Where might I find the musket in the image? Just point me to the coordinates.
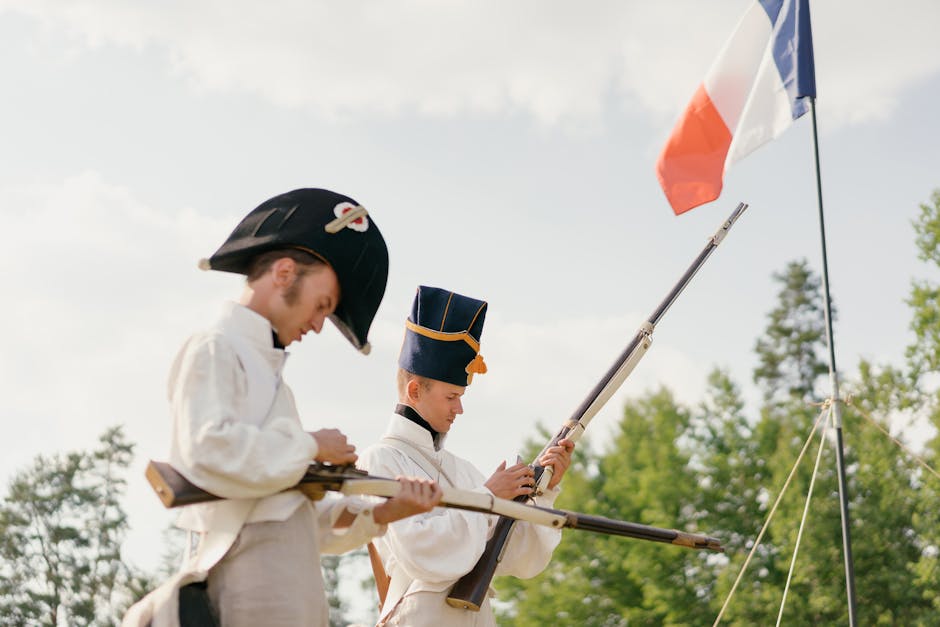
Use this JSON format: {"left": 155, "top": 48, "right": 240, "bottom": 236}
{"left": 146, "top": 460, "right": 723, "bottom": 555}
{"left": 447, "top": 202, "right": 748, "bottom": 610}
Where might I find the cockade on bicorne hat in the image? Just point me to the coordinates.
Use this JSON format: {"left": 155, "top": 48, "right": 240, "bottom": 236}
{"left": 200, "top": 188, "right": 388, "bottom": 354}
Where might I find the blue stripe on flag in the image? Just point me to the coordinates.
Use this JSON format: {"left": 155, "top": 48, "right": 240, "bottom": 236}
{"left": 758, "top": 0, "right": 817, "bottom": 118}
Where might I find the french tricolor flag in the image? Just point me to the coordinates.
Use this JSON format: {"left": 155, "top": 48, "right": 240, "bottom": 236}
{"left": 656, "top": 0, "right": 816, "bottom": 215}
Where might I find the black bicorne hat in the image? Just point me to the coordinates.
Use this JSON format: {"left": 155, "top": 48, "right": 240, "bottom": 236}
{"left": 202, "top": 188, "right": 389, "bottom": 354}
{"left": 398, "top": 286, "right": 488, "bottom": 387}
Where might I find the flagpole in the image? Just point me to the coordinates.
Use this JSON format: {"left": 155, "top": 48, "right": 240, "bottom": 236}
{"left": 808, "top": 96, "right": 858, "bottom": 626}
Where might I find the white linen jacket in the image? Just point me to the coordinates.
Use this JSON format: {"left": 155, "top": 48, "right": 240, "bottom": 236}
{"left": 123, "top": 302, "right": 384, "bottom": 627}
{"left": 358, "top": 414, "right": 562, "bottom": 623}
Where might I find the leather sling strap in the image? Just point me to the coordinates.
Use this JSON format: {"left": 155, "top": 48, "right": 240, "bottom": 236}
{"left": 368, "top": 541, "right": 391, "bottom": 610}
{"left": 380, "top": 435, "right": 457, "bottom": 488}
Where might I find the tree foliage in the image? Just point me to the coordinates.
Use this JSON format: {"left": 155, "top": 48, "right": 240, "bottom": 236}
{"left": 0, "top": 426, "right": 137, "bottom": 626}
{"left": 323, "top": 548, "right": 374, "bottom": 627}
{"left": 495, "top": 190, "right": 940, "bottom": 625}
{"left": 753, "top": 259, "right": 831, "bottom": 405}
{"left": 908, "top": 191, "right": 940, "bottom": 430}
{"left": 903, "top": 188, "right": 940, "bottom": 618}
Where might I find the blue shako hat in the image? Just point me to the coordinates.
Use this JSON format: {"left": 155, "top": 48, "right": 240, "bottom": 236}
{"left": 201, "top": 188, "right": 389, "bottom": 355}
{"left": 399, "top": 286, "right": 488, "bottom": 387}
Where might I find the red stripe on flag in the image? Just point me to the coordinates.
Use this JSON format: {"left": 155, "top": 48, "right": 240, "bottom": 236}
{"left": 655, "top": 85, "right": 733, "bottom": 215}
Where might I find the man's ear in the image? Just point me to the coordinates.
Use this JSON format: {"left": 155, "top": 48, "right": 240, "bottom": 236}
{"left": 270, "top": 257, "right": 297, "bottom": 289}
{"left": 405, "top": 377, "right": 422, "bottom": 403}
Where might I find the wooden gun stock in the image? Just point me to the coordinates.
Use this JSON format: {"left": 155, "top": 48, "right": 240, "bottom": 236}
{"left": 447, "top": 516, "right": 515, "bottom": 610}
{"left": 146, "top": 460, "right": 223, "bottom": 508}
{"left": 145, "top": 460, "right": 365, "bottom": 508}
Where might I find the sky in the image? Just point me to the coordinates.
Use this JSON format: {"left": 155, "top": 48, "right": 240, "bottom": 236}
{"left": 2, "top": 0, "right": 940, "bottom": 618}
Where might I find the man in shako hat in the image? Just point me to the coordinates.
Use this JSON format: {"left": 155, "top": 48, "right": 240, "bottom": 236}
{"left": 123, "top": 189, "right": 442, "bottom": 627}
{"left": 359, "top": 286, "right": 575, "bottom": 626}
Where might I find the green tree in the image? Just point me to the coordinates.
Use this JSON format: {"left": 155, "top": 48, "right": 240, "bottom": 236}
{"left": 0, "top": 426, "right": 136, "bottom": 626}
{"left": 693, "top": 369, "right": 761, "bottom": 555}
{"left": 715, "top": 247, "right": 939, "bottom": 625}
{"left": 495, "top": 429, "right": 613, "bottom": 626}
{"left": 908, "top": 189, "right": 940, "bottom": 386}
{"left": 494, "top": 189, "right": 940, "bottom": 625}
{"left": 842, "top": 362, "right": 935, "bottom": 625}
{"left": 497, "top": 390, "right": 708, "bottom": 626}
{"left": 904, "top": 188, "right": 940, "bottom": 618}
{"left": 323, "top": 548, "right": 370, "bottom": 627}
{"left": 692, "top": 368, "right": 764, "bottom": 616}
{"left": 753, "top": 259, "right": 831, "bottom": 405}
{"left": 708, "top": 259, "right": 847, "bottom": 625}
{"left": 597, "top": 388, "right": 703, "bottom": 626}
{"left": 322, "top": 554, "right": 345, "bottom": 627}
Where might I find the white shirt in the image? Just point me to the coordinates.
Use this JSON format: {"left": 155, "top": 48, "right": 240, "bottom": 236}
{"left": 359, "top": 413, "right": 562, "bottom": 621}
{"left": 123, "top": 302, "right": 387, "bottom": 627}
{"left": 168, "top": 301, "right": 382, "bottom": 546}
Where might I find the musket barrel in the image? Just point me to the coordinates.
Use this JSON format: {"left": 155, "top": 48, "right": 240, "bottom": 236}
{"left": 648, "top": 202, "right": 747, "bottom": 324}
{"left": 560, "top": 511, "right": 724, "bottom": 552}
{"left": 533, "top": 202, "right": 748, "bottom": 491}
{"left": 447, "top": 202, "right": 746, "bottom": 611}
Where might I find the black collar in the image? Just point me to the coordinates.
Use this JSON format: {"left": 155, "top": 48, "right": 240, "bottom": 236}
{"left": 395, "top": 403, "right": 440, "bottom": 439}
{"left": 272, "top": 329, "right": 286, "bottom": 350}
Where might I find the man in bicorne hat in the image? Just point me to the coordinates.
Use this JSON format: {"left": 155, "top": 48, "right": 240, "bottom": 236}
{"left": 123, "top": 189, "right": 442, "bottom": 627}
{"left": 359, "top": 286, "right": 574, "bottom": 626}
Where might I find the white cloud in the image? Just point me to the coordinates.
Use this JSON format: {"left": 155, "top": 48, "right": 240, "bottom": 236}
{"left": 0, "top": 172, "right": 242, "bottom": 569}
{"left": 0, "top": 172, "right": 235, "bottom": 441}
{"left": 810, "top": 1, "right": 940, "bottom": 126}
{"left": 3, "top": 0, "right": 938, "bottom": 129}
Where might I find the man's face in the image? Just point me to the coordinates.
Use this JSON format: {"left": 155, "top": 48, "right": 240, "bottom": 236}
{"left": 270, "top": 264, "right": 340, "bottom": 346}
{"left": 413, "top": 379, "right": 466, "bottom": 433}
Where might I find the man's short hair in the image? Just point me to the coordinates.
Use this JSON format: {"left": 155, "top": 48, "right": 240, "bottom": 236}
{"left": 396, "top": 368, "right": 434, "bottom": 398}
{"left": 246, "top": 248, "right": 325, "bottom": 282}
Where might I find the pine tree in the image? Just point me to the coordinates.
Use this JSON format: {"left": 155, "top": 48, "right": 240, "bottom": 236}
{"left": 753, "top": 259, "right": 831, "bottom": 405}
{"left": 712, "top": 259, "right": 847, "bottom": 624}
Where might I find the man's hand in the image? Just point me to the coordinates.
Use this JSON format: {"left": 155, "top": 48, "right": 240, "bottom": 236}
{"left": 537, "top": 438, "right": 575, "bottom": 489}
{"left": 310, "top": 428, "right": 358, "bottom": 465}
{"left": 373, "top": 477, "right": 443, "bottom": 524}
{"left": 485, "top": 461, "right": 535, "bottom": 499}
